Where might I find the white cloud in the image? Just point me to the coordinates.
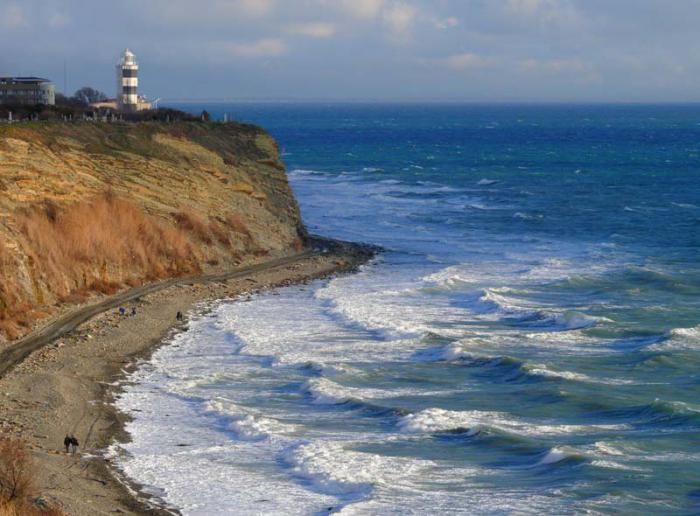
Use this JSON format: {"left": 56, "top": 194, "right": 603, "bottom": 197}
{"left": 503, "top": 0, "right": 585, "bottom": 29}
{"left": 126, "top": 0, "right": 276, "bottom": 25}
{"left": 287, "top": 22, "right": 336, "bottom": 38}
{"left": 441, "top": 53, "right": 493, "bottom": 70}
{"left": 337, "top": 0, "right": 385, "bottom": 19}
{"left": 518, "top": 57, "right": 600, "bottom": 82}
{"left": 225, "top": 38, "right": 287, "bottom": 58}
{"left": 48, "top": 12, "right": 70, "bottom": 28}
{"left": 0, "top": 3, "right": 26, "bottom": 29}
{"left": 506, "top": 0, "right": 550, "bottom": 17}
{"left": 520, "top": 58, "right": 587, "bottom": 73}
{"left": 434, "top": 17, "right": 459, "bottom": 30}
{"left": 382, "top": 2, "right": 418, "bottom": 41}
{"left": 234, "top": 0, "right": 276, "bottom": 18}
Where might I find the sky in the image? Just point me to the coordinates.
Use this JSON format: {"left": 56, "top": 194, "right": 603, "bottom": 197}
{"left": 1, "top": 0, "right": 699, "bottom": 102}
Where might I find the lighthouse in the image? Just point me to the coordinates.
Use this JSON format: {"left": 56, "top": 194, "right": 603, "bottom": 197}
{"left": 116, "top": 49, "right": 138, "bottom": 112}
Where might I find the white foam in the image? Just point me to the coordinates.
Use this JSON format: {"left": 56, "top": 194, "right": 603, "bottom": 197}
{"left": 590, "top": 460, "right": 642, "bottom": 471}
{"left": 283, "top": 441, "right": 443, "bottom": 503}
{"left": 593, "top": 441, "right": 625, "bottom": 456}
{"left": 671, "top": 202, "right": 698, "bottom": 209}
{"left": 535, "top": 447, "right": 577, "bottom": 466}
{"left": 513, "top": 212, "right": 543, "bottom": 220}
{"left": 283, "top": 442, "right": 377, "bottom": 497}
{"left": 315, "top": 266, "right": 471, "bottom": 339}
{"left": 650, "top": 325, "right": 700, "bottom": 350}
{"left": 302, "top": 377, "right": 447, "bottom": 406}
{"left": 227, "top": 414, "right": 292, "bottom": 442}
{"left": 397, "top": 408, "right": 484, "bottom": 435}
{"left": 397, "top": 408, "right": 628, "bottom": 438}
{"left": 522, "top": 363, "right": 633, "bottom": 385}
{"left": 524, "top": 365, "right": 594, "bottom": 382}
{"left": 303, "top": 378, "right": 361, "bottom": 405}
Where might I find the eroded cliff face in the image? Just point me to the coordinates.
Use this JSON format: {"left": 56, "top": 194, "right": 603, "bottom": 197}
{"left": 0, "top": 121, "right": 306, "bottom": 339}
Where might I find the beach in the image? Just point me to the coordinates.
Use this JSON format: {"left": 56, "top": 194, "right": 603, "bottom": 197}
{"left": 0, "top": 240, "right": 373, "bottom": 515}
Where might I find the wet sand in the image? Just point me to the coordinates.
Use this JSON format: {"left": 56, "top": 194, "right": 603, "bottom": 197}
{"left": 0, "top": 240, "right": 374, "bottom": 515}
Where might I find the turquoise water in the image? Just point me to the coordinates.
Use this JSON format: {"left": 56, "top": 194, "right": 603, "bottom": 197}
{"left": 116, "top": 104, "right": 700, "bottom": 514}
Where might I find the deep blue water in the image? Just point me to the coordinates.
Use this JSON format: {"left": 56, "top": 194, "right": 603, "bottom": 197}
{"left": 115, "top": 104, "right": 700, "bottom": 514}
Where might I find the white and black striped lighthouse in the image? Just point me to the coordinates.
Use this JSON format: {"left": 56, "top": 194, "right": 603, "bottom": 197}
{"left": 116, "top": 48, "right": 138, "bottom": 112}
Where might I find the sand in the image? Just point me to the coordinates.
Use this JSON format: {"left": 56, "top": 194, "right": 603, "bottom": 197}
{"left": 0, "top": 241, "right": 373, "bottom": 515}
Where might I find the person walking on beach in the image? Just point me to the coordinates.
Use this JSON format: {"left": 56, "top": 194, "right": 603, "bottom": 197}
{"left": 64, "top": 434, "right": 71, "bottom": 454}
{"left": 70, "top": 435, "right": 79, "bottom": 455}
{"left": 176, "top": 311, "right": 183, "bottom": 321}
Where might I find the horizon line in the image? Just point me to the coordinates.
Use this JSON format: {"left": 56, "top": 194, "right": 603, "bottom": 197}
{"left": 161, "top": 98, "right": 700, "bottom": 105}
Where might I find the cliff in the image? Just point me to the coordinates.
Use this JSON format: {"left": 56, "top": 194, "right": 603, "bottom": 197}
{"left": 0, "top": 121, "right": 306, "bottom": 340}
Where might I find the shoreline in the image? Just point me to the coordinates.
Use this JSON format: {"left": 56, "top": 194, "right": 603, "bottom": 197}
{"left": 0, "top": 238, "right": 376, "bottom": 515}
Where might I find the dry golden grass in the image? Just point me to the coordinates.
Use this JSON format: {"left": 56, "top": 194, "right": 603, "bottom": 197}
{"left": 224, "top": 212, "right": 252, "bottom": 238}
{"left": 0, "top": 193, "right": 206, "bottom": 337}
{"left": 18, "top": 192, "right": 201, "bottom": 288}
{"left": 173, "top": 210, "right": 213, "bottom": 245}
{"left": 0, "top": 242, "right": 23, "bottom": 340}
{"left": 208, "top": 219, "right": 232, "bottom": 248}
{"left": 0, "top": 193, "right": 273, "bottom": 339}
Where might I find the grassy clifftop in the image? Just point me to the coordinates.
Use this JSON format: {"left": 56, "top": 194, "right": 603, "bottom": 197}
{"left": 0, "top": 121, "right": 306, "bottom": 340}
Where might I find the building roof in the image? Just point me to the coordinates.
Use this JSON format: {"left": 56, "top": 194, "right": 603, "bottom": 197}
{"left": 0, "top": 77, "right": 53, "bottom": 84}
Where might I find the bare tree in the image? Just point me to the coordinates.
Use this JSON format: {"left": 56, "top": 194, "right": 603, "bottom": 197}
{"left": 0, "top": 440, "right": 34, "bottom": 504}
{"left": 73, "top": 87, "right": 108, "bottom": 105}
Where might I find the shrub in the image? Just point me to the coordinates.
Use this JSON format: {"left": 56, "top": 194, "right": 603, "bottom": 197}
{"left": 0, "top": 440, "right": 33, "bottom": 504}
{"left": 173, "top": 211, "right": 213, "bottom": 245}
{"left": 0, "top": 439, "right": 64, "bottom": 514}
{"left": 224, "top": 213, "right": 251, "bottom": 238}
{"left": 207, "top": 219, "right": 231, "bottom": 248}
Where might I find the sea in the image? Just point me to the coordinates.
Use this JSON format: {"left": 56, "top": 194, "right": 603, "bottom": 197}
{"left": 113, "top": 103, "right": 700, "bottom": 515}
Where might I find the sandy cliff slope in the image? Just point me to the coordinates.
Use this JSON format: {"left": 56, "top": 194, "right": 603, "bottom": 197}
{"left": 0, "top": 121, "right": 306, "bottom": 340}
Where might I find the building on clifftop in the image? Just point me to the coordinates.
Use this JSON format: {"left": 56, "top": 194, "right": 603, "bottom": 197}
{"left": 0, "top": 77, "right": 55, "bottom": 105}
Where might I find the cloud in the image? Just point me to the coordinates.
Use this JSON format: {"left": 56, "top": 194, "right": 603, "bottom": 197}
{"left": 0, "top": 3, "right": 26, "bottom": 29}
{"left": 234, "top": 0, "right": 276, "bottom": 18}
{"left": 519, "top": 57, "right": 588, "bottom": 73}
{"left": 434, "top": 17, "right": 459, "bottom": 30}
{"left": 225, "top": 38, "right": 287, "bottom": 58}
{"left": 503, "top": 0, "right": 585, "bottom": 30}
{"left": 440, "top": 53, "right": 493, "bottom": 70}
{"left": 48, "top": 12, "right": 70, "bottom": 29}
{"left": 505, "top": 0, "right": 551, "bottom": 17}
{"left": 382, "top": 2, "right": 418, "bottom": 41}
{"left": 287, "top": 22, "right": 336, "bottom": 38}
{"left": 125, "top": 0, "right": 276, "bottom": 25}
{"left": 518, "top": 57, "right": 600, "bottom": 82}
{"left": 337, "top": 0, "right": 385, "bottom": 19}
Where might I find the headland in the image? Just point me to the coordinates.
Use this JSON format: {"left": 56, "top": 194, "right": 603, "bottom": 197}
{"left": 0, "top": 119, "right": 376, "bottom": 514}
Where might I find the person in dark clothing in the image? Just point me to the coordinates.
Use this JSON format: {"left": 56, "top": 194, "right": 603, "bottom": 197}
{"left": 70, "top": 435, "right": 79, "bottom": 455}
{"left": 119, "top": 307, "right": 126, "bottom": 316}
{"left": 176, "top": 311, "right": 183, "bottom": 321}
{"left": 64, "top": 434, "right": 71, "bottom": 453}
{"left": 131, "top": 307, "right": 137, "bottom": 316}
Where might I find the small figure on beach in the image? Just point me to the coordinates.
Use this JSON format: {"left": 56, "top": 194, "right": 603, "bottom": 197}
{"left": 176, "top": 311, "right": 183, "bottom": 321}
{"left": 64, "top": 434, "right": 71, "bottom": 453}
{"left": 70, "top": 435, "right": 79, "bottom": 455}
{"left": 119, "top": 307, "right": 126, "bottom": 316}
{"left": 131, "top": 307, "right": 137, "bottom": 316}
